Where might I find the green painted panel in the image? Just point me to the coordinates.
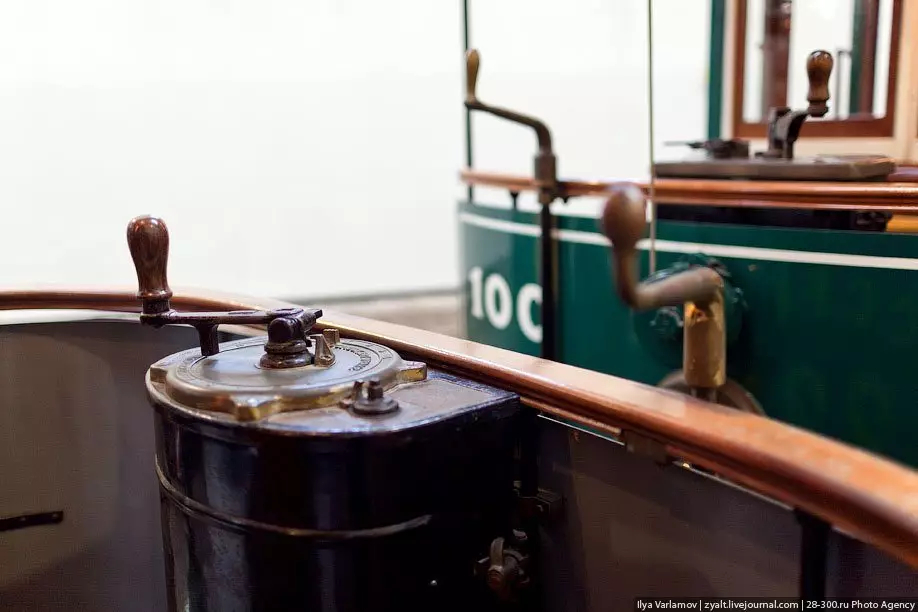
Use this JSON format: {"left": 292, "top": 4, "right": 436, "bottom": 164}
{"left": 850, "top": 0, "right": 865, "bottom": 116}
{"left": 459, "top": 201, "right": 918, "bottom": 468}
{"left": 460, "top": 207, "right": 542, "bottom": 357}
{"left": 707, "top": 0, "right": 726, "bottom": 139}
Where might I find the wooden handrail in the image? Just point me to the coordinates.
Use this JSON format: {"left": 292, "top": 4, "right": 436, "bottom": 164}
{"left": 460, "top": 169, "right": 918, "bottom": 211}
{"left": 2, "top": 285, "right": 918, "bottom": 569}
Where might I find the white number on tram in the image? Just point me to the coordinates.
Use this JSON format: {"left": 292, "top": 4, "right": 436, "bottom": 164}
{"left": 467, "top": 267, "right": 542, "bottom": 344}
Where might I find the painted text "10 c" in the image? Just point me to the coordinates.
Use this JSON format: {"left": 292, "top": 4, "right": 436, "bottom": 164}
{"left": 467, "top": 267, "right": 542, "bottom": 344}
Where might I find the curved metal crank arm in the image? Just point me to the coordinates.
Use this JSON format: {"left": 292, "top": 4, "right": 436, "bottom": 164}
{"left": 151, "top": 307, "right": 322, "bottom": 358}
{"left": 150, "top": 308, "right": 320, "bottom": 328}
{"left": 465, "top": 49, "right": 559, "bottom": 205}
{"left": 762, "top": 50, "right": 833, "bottom": 160}
{"left": 464, "top": 50, "right": 553, "bottom": 152}
{"left": 600, "top": 184, "right": 726, "bottom": 395}
{"left": 126, "top": 215, "right": 324, "bottom": 361}
{"left": 600, "top": 184, "right": 724, "bottom": 311}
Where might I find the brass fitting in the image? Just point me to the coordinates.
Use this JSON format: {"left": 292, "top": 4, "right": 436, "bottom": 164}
{"left": 601, "top": 184, "right": 726, "bottom": 394}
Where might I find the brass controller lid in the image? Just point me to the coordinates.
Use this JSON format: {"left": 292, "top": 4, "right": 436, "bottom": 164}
{"left": 127, "top": 215, "right": 427, "bottom": 422}
{"left": 148, "top": 336, "right": 427, "bottom": 421}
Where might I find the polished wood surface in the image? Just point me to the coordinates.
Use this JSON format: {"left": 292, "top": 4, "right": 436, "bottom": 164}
{"left": 1, "top": 286, "right": 918, "bottom": 569}
{"left": 461, "top": 169, "right": 918, "bottom": 211}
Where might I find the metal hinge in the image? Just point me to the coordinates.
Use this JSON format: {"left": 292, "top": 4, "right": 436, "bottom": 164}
{"left": 621, "top": 430, "right": 670, "bottom": 465}
{"left": 513, "top": 482, "right": 564, "bottom": 524}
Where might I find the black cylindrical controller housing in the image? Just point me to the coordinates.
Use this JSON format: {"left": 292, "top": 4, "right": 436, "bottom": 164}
{"left": 147, "top": 336, "right": 520, "bottom": 612}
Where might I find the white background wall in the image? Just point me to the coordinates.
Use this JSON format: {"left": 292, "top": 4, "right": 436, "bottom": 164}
{"left": 788, "top": 0, "right": 857, "bottom": 117}
{"left": 0, "top": 0, "right": 710, "bottom": 300}
{"left": 469, "top": 0, "right": 710, "bottom": 217}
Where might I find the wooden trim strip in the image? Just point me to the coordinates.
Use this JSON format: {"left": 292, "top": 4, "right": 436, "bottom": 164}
{"left": 460, "top": 169, "right": 918, "bottom": 211}
{"left": 1, "top": 286, "right": 918, "bottom": 568}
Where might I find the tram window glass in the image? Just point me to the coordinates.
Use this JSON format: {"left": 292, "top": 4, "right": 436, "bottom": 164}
{"left": 733, "top": 0, "right": 901, "bottom": 138}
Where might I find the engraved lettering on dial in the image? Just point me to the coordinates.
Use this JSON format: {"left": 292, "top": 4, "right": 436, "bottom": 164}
{"left": 350, "top": 353, "right": 372, "bottom": 372}
{"left": 333, "top": 344, "right": 374, "bottom": 373}
{"left": 169, "top": 337, "right": 396, "bottom": 393}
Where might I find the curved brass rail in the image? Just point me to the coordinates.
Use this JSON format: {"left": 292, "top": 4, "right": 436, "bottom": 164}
{"left": 1, "top": 285, "right": 918, "bottom": 569}
{"left": 461, "top": 169, "right": 918, "bottom": 212}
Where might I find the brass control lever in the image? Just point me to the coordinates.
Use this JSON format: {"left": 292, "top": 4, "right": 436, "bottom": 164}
{"left": 126, "top": 216, "right": 326, "bottom": 367}
{"left": 601, "top": 184, "right": 726, "bottom": 400}
{"left": 465, "top": 49, "right": 563, "bottom": 360}
{"left": 465, "top": 49, "right": 558, "bottom": 206}
{"left": 760, "top": 50, "right": 833, "bottom": 160}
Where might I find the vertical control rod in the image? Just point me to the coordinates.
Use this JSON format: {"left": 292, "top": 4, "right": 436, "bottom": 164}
{"left": 465, "top": 49, "right": 561, "bottom": 361}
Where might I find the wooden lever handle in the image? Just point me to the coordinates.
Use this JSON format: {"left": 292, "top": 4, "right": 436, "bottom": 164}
{"left": 126, "top": 215, "right": 172, "bottom": 315}
{"left": 601, "top": 184, "right": 651, "bottom": 309}
{"left": 601, "top": 183, "right": 647, "bottom": 261}
{"left": 601, "top": 184, "right": 722, "bottom": 310}
{"left": 461, "top": 48, "right": 554, "bottom": 163}
{"left": 806, "top": 50, "right": 833, "bottom": 117}
{"left": 466, "top": 49, "right": 480, "bottom": 104}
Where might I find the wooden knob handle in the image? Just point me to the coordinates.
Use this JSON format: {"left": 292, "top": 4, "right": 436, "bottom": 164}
{"left": 126, "top": 215, "right": 172, "bottom": 314}
{"left": 601, "top": 183, "right": 647, "bottom": 257}
{"left": 806, "top": 50, "right": 833, "bottom": 117}
{"left": 600, "top": 183, "right": 646, "bottom": 309}
{"left": 600, "top": 184, "right": 723, "bottom": 312}
{"left": 465, "top": 49, "right": 480, "bottom": 104}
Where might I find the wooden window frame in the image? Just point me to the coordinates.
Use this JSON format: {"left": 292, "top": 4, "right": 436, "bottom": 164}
{"left": 732, "top": 0, "right": 902, "bottom": 139}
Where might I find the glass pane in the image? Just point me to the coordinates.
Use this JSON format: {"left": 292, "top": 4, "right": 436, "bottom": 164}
{"left": 742, "top": 0, "right": 894, "bottom": 123}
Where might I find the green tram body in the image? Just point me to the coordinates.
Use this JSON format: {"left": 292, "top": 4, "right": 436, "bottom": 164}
{"left": 460, "top": 199, "right": 918, "bottom": 468}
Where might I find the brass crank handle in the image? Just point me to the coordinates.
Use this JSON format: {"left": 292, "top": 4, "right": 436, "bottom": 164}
{"left": 465, "top": 49, "right": 553, "bottom": 154}
{"left": 126, "top": 215, "right": 321, "bottom": 356}
{"left": 600, "top": 184, "right": 723, "bottom": 310}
